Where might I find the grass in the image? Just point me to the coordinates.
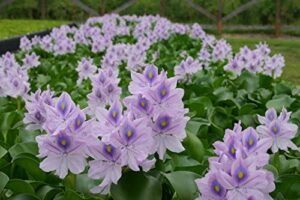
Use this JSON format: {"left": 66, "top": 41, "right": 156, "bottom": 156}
{"left": 0, "top": 19, "right": 68, "bottom": 39}
{"left": 0, "top": 20, "right": 299, "bottom": 84}
{"left": 223, "top": 34, "right": 300, "bottom": 85}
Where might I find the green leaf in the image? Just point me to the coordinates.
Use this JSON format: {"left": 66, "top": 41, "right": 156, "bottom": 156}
{"left": 9, "top": 142, "right": 38, "bottom": 159}
{"left": 213, "top": 87, "right": 233, "bottom": 102}
{"left": 266, "top": 95, "right": 295, "bottom": 111}
{"left": 0, "top": 145, "right": 7, "bottom": 159}
{"left": 0, "top": 171, "right": 9, "bottom": 192}
{"left": 8, "top": 194, "right": 40, "bottom": 200}
{"left": 37, "top": 185, "right": 62, "bottom": 200}
{"left": 183, "top": 131, "right": 204, "bottom": 163}
{"left": 13, "top": 153, "right": 46, "bottom": 181}
{"left": 274, "top": 174, "right": 300, "bottom": 198}
{"left": 76, "top": 174, "right": 101, "bottom": 194}
{"left": 6, "top": 179, "right": 35, "bottom": 195}
{"left": 111, "top": 171, "right": 162, "bottom": 200}
{"left": 163, "top": 171, "right": 200, "bottom": 200}
{"left": 63, "top": 190, "right": 82, "bottom": 200}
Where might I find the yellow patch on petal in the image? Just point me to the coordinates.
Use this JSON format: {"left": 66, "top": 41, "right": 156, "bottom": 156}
{"left": 106, "top": 145, "right": 112, "bottom": 153}
{"left": 61, "top": 103, "right": 65, "bottom": 110}
{"left": 148, "top": 72, "right": 153, "bottom": 79}
{"left": 127, "top": 129, "right": 132, "bottom": 138}
{"left": 161, "top": 120, "right": 167, "bottom": 127}
{"left": 249, "top": 139, "right": 253, "bottom": 146}
{"left": 161, "top": 89, "right": 166, "bottom": 96}
{"left": 214, "top": 185, "right": 220, "bottom": 192}
{"left": 140, "top": 101, "right": 145, "bottom": 107}
{"left": 238, "top": 171, "right": 244, "bottom": 179}
{"left": 76, "top": 119, "right": 81, "bottom": 126}
{"left": 112, "top": 111, "right": 117, "bottom": 118}
{"left": 61, "top": 139, "right": 66, "bottom": 146}
{"left": 230, "top": 147, "right": 235, "bottom": 155}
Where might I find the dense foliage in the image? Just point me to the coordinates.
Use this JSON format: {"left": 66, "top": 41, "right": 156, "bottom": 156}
{"left": 0, "top": 14, "right": 300, "bottom": 200}
{"left": 1, "top": 0, "right": 300, "bottom": 25}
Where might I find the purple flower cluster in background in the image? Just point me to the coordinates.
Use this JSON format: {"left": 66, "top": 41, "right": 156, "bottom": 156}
{"left": 196, "top": 122, "right": 275, "bottom": 200}
{"left": 10, "top": 14, "right": 286, "bottom": 98}
{"left": 196, "top": 107, "right": 299, "bottom": 200}
{"left": 87, "top": 67, "right": 121, "bottom": 113}
{"left": 23, "top": 64, "right": 189, "bottom": 194}
{"left": 0, "top": 52, "right": 30, "bottom": 98}
{"left": 257, "top": 107, "right": 299, "bottom": 153}
{"left": 76, "top": 57, "right": 97, "bottom": 85}
{"left": 224, "top": 43, "right": 285, "bottom": 78}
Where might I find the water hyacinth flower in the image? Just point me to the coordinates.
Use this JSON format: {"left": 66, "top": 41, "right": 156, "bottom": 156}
{"left": 87, "top": 68, "right": 121, "bottom": 113}
{"left": 151, "top": 113, "right": 189, "bottom": 159}
{"left": 174, "top": 56, "right": 201, "bottom": 82}
{"left": 94, "top": 101, "right": 123, "bottom": 141}
{"left": 0, "top": 55, "right": 30, "bottom": 98}
{"left": 128, "top": 64, "right": 165, "bottom": 95}
{"left": 196, "top": 121, "right": 275, "bottom": 200}
{"left": 20, "top": 36, "right": 32, "bottom": 51}
{"left": 36, "top": 129, "right": 87, "bottom": 179}
{"left": 88, "top": 141, "right": 123, "bottom": 194}
{"left": 24, "top": 88, "right": 54, "bottom": 131}
{"left": 22, "top": 52, "right": 40, "bottom": 69}
{"left": 76, "top": 57, "right": 97, "bottom": 85}
{"left": 256, "top": 107, "right": 299, "bottom": 153}
{"left": 43, "top": 92, "right": 80, "bottom": 134}
{"left": 145, "top": 75, "right": 187, "bottom": 118}
{"left": 110, "top": 115, "right": 153, "bottom": 171}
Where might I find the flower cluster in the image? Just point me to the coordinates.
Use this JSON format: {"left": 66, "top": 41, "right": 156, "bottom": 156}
{"left": 0, "top": 52, "right": 30, "bottom": 98}
{"left": 87, "top": 67, "right": 121, "bottom": 113}
{"left": 257, "top": 107, "right": 299, "bottom": 153}
{"left": 195, "top": 122, "right": 275, "bottom": 200}
{"left": 23, "top": 64, "right": 189, "bottom": 194}
{"left": 76, "top": 57, "right": 97, "bottom": 85}
{"left": 224, "top": 43, "right": 285, "bottom": 77}
{"left": 174, "top": 56, "right": 202, "bottom": 82}
{"left": 30, "top": 92, "right": 95, "bottom": 178}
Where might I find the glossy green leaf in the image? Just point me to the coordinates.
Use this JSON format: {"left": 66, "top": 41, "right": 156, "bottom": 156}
{"left": 6, "top": 179, "right": 35, "bottom": 195}
{"left": 111, "top": 171, "right": 162, "bottom": 200}
{"left": 274, "top": 174, "right": 300, "bottom": 199}
{"left": 183, "top": 131, "right": 204, "bottom": 162}
{"left": 9, "top": 142, "right": 38, "bottom": 159}
{"left": 266, "top": 95, "right": 295, "bottom": 111}
{"left": 8, "top": 194, "right": 40, "bottom": 200}
{"left": 163, "top": 171, "right": 200, "bottom": 200}
{"left": 13, "top": 153, "right": 46, "bottom": 181}
{"left": 0, "top": 145, "right": 7, "bottom": 159}
{"left": 0, "top": 171, "right": 9, "bottom": 192}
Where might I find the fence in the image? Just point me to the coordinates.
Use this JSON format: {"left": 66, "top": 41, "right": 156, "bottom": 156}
{"left": 0, "top": 0, "right": 296, "bottom": 36}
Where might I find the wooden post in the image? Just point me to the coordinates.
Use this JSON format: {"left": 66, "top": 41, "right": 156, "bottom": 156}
{"left": 40, "top": 0, "right": 46, "bottom": 19}
{"left": 217, "top": 0, "right": 223, "bottom": 34}
{"left": 100, "top": 0, "right": 105, "bottom": 15}
{"left": 275, "top": 0, "right": 281, "bottom": 37}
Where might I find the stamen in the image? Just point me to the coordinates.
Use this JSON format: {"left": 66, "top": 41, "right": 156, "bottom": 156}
{"left": 112, "top": 111, "right": 117, "bottom": 118}
{"left": 61, "top": 103, "right": 65, "bottom": 110}
{"left": 238, "top": 171, "right": 244, "bottom": 179}
{"left": 214, "top": 185, "right": 220, "bottom": 192}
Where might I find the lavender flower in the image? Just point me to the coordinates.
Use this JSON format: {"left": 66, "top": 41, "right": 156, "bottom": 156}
{"left": 76, "top": 57, "right": 97, "bottom": 85}
{"left": 36, "top": 129, "right": 87, "bottom": 179}
{"left": 110, "top": 115, "right": 154, "bottom": 171}
{"left": 151, "top": 113, "right": 189, "bottom": 159}
{"left": 257, "top": 107, "right": 299, "bottom": 153}
{"left": 24, "top": 88, "right": 54, "bottom": 131}
{"left": 22, "top": 52, "right": 40, "bottom": 69}
{"left": 196, "top": 121, "right": 275, "bottom": 199}
{"left": 88, "top": 141, "right": 123, "bottom": 194}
